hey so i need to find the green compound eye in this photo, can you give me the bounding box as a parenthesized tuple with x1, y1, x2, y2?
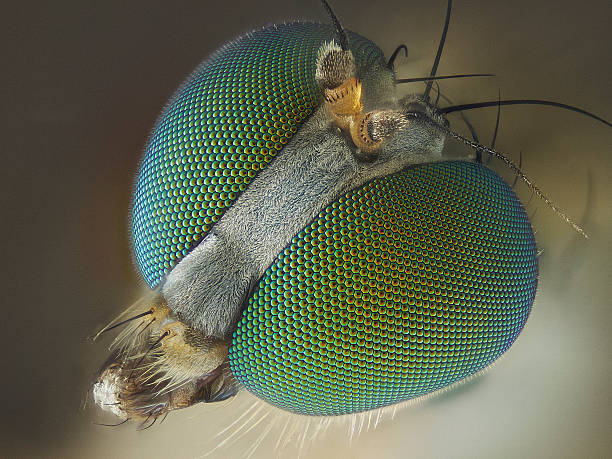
(229, 161, 538, 416)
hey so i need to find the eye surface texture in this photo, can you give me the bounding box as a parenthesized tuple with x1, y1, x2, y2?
(230, 161, 537, 415)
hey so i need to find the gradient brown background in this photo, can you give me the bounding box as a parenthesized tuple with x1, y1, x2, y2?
(2, 0, 611, 457)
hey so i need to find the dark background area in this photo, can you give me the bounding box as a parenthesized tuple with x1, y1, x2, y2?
(2, 0, 611, 457)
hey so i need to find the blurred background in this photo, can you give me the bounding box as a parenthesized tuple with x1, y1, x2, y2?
(2, 0, 611, 457)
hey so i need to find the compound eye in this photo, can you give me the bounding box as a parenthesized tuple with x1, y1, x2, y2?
(229, 161, 538, 416)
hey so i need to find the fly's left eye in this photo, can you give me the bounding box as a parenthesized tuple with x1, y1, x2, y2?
(229, 161, 538, 415)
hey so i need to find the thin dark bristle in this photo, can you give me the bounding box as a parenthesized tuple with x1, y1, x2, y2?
(128, 331, 169, 379)
(437, 91, 482, 161)
(490, 92, 501, 149)
(424, 0, 452, 101)
(441, 99, 611, 128)
(460, 112, 481, 163)
(136, 318, 155, 339)
(397, 73, 493, 84)
(320, 0, 349, 50)
(141, 416, 158, 430)
(94, 309, 153, 337)
(94, 418, 129, 427)
(137, 414, 153, 431)
(434, 81, 441, 106)
(527, 190, 535, 207)
(486, 92, 502, 165)
(387, 44, 408, 69)
(512, 151, 523, 189)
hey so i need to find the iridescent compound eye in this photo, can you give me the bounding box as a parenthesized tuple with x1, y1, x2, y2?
(229, 161, 538, 415)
